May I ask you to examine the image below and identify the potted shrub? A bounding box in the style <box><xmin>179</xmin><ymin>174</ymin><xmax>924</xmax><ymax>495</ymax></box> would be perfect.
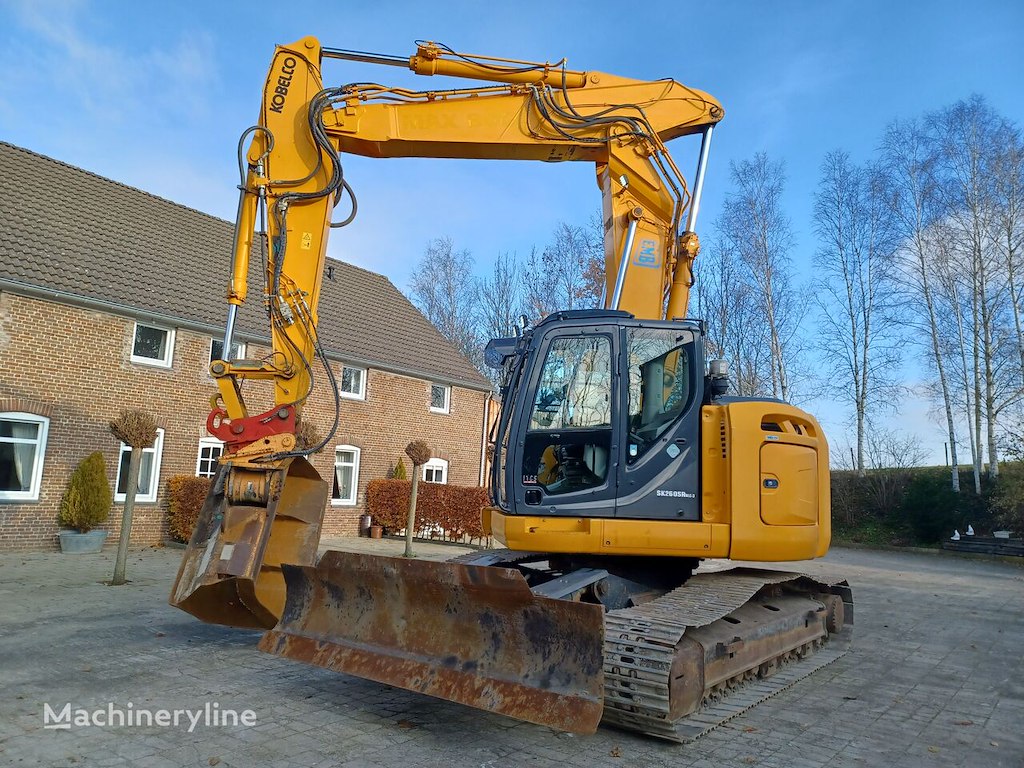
<box><xmin>58</xmin><ymin>452</ymin><xmax>112</xmax><ymax>553</ymax></box>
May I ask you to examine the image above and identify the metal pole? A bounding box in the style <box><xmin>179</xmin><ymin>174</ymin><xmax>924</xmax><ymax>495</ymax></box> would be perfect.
<box><xmin>684</xmin><ymin>124</ymin><xmax>714</xmax><ymax>233</ymax></box>
<box><xmin>222</xmin><ymin>305</ymin><xmax>238</xmax><ymax>357</ymax></box>
<box><xmin>609</xmin><ymin>218</ymin><xmax>639</xmax><ymax>310</ymax></box>
<box><xmin>322</xmin><ymin>47</ymin><xmax>409</xmax><ymax>68</ymax></box>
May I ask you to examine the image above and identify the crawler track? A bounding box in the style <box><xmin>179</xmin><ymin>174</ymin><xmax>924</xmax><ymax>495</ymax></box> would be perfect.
<box><xmin>601</xmin><ymin>569</ymin><xmax>853</xmax><ymax>742</ymax></box>
<box><xmin>453</xmin><ymin>550</ymin><xmax>853</xmax><ymax>742</ymax></box>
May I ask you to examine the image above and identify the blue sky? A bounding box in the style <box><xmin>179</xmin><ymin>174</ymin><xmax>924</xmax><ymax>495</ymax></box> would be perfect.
<box><xmin>2</xmin><ymin>0</ymin><xmax>1023</xmax><ymax>464</ymax></box>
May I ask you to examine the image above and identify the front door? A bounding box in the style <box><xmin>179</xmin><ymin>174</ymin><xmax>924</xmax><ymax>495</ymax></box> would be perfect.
<box><xmin>514</xmin><ymin>327</ymin><xmax>619</xmax><ymax>517</ymax></box>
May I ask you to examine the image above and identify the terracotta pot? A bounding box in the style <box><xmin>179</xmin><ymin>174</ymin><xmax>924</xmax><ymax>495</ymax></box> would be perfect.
<box><xmin>369</xmin><ymin>525</ymin><xmax>383</xmax><ymax>539</ymax></box>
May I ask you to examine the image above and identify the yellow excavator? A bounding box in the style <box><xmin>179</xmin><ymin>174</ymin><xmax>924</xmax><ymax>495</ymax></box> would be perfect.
<box><xmin>171</xmin><ymin>37</ymin><xmax>852</xmax><ymax>742</ymax></box>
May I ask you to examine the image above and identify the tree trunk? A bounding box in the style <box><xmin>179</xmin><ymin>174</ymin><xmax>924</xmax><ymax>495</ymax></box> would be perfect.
<box><xmin>918</xmin><ymin>240</ymin><xmax>960</xmax><ymax>491</ymax></box>
<box><xmin>985</xmin><ymin>371</ymin><xmax>1000</xmax><ymax>482</ymax></box>
<box><xmin>111</xmin><ymin>449</ymin><xmax>142</xmax><ymax>585</ymax></box>
<box><xmin>972</xmin><ymin>263</ymin><xmax>984</xmax><ymax>490</ymax></box>
<box><xmin>977</xmin><ymin>240</ymin><xmax>1000</xmax><ymax>481</ymax></box>
<box><xmin>1005</xmin><ymin>228</ymin><xmax>1024</xmax><ymax>389</ymax></box>
<box><xmin>856</xmin><ymin>406</ymin><xmax>866</xmax><ymax>478</ymax></box>
<box><xmin>404</xmin><ymin>470</ymin><xmax>421</xmax><ymax>558</ymax></box>
<box><xmin>952</xmin><ymin>281</ymin><xmax>980</xmax><ymax>494</ymax></box>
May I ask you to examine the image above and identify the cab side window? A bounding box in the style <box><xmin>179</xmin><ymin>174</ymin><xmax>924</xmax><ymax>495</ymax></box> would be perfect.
<box><xmin>626</xmin><ymin>328</ymin><xmax>692</xmax><ymax>462</ymax></box>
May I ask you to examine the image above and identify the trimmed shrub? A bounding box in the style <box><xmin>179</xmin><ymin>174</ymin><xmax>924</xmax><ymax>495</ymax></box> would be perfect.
<box><xmin>366</xmin><ymin>479</ymin><xmax>488</xmax><ymax>540</ymax></box>
<box><xmin>59</xmin><ymin>452</ymin><xmax>112</xmax><ymax>532</ymax></box>
<box><xmin>899</xmin><ymin>470</ymin><xmax>964</xmax><ymax>544</ymax></box>
<box><xmin>109</xmin><ymin>410</ymin><xmax>158</xmax><ymax>448</ymax></box>
<box><xmin>405</xmin><ymin>440</ymin><xmax>431</xmax><ymax>467</ymax></box>
<box><xmin>167</xmin><ymin>475</ymin><xmax>212</xmax><ymax>543</ymax></box>
<box><xmin>392</xmin><ymin>458</ymin><xmax>407</xmax><ymax>480</ymax></box>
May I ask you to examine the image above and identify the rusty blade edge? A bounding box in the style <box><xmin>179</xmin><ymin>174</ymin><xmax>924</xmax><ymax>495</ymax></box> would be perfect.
<box><xmin>257</xmin><ymin>629</ymin><xmax>604</xmax><ymax>734</ymax></box>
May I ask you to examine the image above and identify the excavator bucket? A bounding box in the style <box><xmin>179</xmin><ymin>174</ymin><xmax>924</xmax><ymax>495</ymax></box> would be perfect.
<box><xmin>258</xmin><ymin>550</ymin><xmax>607</xmax><ymax>733</ymax></box>
<box><xmin>170</xmin><ymin>458</ymin><xmax>328</xmax><ymax>629</ymax></box>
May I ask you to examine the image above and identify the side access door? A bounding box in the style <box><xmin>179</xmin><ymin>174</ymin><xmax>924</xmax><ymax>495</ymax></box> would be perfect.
<box><xmin>614</xmin><ymin>324</ymin><xmax>702</xmax><ymax>521</ymax></box>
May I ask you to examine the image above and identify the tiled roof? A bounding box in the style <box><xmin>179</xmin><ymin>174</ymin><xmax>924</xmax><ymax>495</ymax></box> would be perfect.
<box><xmin>0</xmin><ymin>141</ymin><xmax>490</xmax><ymax>390</ymax></box>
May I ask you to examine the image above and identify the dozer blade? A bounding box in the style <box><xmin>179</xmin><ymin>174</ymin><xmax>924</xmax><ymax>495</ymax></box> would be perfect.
<box><xmin>258</xmin><ymin>550</ymin><xmax>607</xmax><ymax>733</ymax></box>
<box><xmin>170</xmin><ymin>458</ymin><xmax>328</xmax><ymax>629</ymax></box>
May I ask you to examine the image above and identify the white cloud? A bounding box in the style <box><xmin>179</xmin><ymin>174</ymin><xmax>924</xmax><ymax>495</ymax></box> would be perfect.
<box><xmin>0</xmin><ymin>0</ymin><xmax>217</xmax><ymax>127</ymax></box>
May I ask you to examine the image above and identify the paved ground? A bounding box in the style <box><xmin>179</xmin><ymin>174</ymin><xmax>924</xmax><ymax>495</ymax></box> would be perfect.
<box><xmin>1</xmin><ymin>539</ymin><xmax>1022</xmax><ymax>768</ymax></box>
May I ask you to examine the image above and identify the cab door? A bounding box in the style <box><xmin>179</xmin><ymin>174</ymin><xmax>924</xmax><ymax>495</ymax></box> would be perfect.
<box><xmin>511</xmin><ymin>326</ymin><xmax>620</xmax><ymax>518</ymax></box>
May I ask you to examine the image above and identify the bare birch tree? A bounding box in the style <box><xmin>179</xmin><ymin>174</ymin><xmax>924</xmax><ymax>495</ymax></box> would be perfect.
<box><xmin>930</xmin><ymin>95</ymin><xmax>1020</xmax><ymax>480</ymax></box>
<box><xmin>883</xmin><ymin>117</ymin><xmax>961</xmax><ymax>490</ymax></box>
<box><xmin>812</xmin><ymin>150</ymin><xmax>902</xmax><ymax>475</ymax></box>
<box><xmin>525</xmin><ymin>219</ymin><xmax>604</xmax><ymax>321</ymax></box>
<box><xmin>478</xmin><ymin>251</ymin><xmax>526</xmax><ymax>341</ymax></box>
<box><xmin>717</xmin><ymin>153</ymin><xmax>803</xmax><ymax>401</ymax></box>
<box><xmin>695</xmin><ymin>239</ymin><xmax>772</xmax><ymax>396</ymax></box>
<box><xmin>991</xmin><ymin>132</ymin><xmax>1024</xmax><ymax>389</ymax></box>
<box><xmin>409</xmin><ymin>236</ymin><xmax>483</xmax><ymax>369</ymax></box>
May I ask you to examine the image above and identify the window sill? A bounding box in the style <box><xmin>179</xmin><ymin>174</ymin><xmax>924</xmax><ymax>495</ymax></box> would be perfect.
<box><xmin>129</xmin><ymin>356</ymin><xmax>173</xmax><ymax>369</ymax></box>
<box><xmin>429</xmin><ymin>408</ymin><xmax>450</xmax><ymax>415</ymax></box>
<box><xmin>0</xmin><ymin>495</ymin><xmax>41</xmax><ymax>503</ymax></box>
<box><xmin>330</xmin><ymin>499</ymin><xmax>358</xmax><ymax>507</ymax></box>
<box><xmin>114</xmin><ymin>497</ymin><xmax>158</xmax><ymax>504</ymax></box>
<box><xmin>339</xmin><ymin>392</ymin><xmax>366</xmax><ymax>401</ymax></box>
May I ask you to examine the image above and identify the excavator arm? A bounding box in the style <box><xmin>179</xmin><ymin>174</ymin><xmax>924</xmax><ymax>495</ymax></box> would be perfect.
<box><xmin>171</xmin><ymin>37</ymin><xmax>847</xmax><ymax>742</ymax></box>
<box><xmin>173</xmin><ymin>36</ymin><xmax>723</xmax><ymax>626</ymax></box>
<box><xmin>227</xmin><ymin>36</ymin><xmax>723</xmax><ymax>389</ymax></box>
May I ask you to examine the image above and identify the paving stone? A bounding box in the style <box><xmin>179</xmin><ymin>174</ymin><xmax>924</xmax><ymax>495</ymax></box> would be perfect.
<box><xmin>1</xmin><ymin>543</ymin><xmax>1022</xmax><ymax>767</ymax></box>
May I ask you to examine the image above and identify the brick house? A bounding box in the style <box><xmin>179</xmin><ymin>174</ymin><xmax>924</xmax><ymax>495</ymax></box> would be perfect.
<box><xmin>0</xmin><ymin>141</ymin><xmax>494</xmax><ymax>551</ymax></box>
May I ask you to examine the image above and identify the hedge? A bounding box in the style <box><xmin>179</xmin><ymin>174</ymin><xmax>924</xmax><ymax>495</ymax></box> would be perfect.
<box><xmin>830</xmin><ymin>464</ymin><xmax>1013</xmax><ymax>546</ymax></box>
<box><xmin>167</xmin><ymin>475</ymin><xmax>212</xmax><ymax>543</ymax></box>
<box><xmin>366</xmin><ymin>479</ymin><xmax>488</xmax><ymax>541</ymax></box>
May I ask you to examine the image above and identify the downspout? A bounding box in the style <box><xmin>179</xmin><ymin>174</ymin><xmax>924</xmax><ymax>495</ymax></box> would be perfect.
<box><xmin>478</xmin><ymin>392</ymin><xmax>491</xmax><ymax>486</ymax></box>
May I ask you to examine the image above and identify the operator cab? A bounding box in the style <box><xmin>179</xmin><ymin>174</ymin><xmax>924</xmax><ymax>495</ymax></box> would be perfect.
<box><xmin>488</xmin><ymin>311</ymin><xmax>713</xmax><ymax>523</ymax></box>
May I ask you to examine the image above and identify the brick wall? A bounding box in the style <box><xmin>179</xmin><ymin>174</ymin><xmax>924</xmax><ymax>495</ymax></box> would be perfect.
<box><xmin>0</xmin><ymin>291</ymin><xmax>489</xmax><ymax>550</ymax></box>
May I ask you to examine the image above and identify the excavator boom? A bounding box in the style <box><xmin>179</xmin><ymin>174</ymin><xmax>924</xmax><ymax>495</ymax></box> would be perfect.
<box><xmin>170</xmin><ymin>37</ymin><xmax>850</xmax><ymax>742</ymax></box>
<box><xmin>172</xmin><ymin>35</ymin><xmax>724</xmax><ymax>628</ymax></box>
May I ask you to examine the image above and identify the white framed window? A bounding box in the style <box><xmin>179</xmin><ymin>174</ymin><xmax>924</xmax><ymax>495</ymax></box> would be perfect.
<box><xmin>195</xmin><ymin>437</ymin><xmax>224</xmax><ymax>478</ymax></box>
<box><xmin>0</xmin><ymin>413</ymin><xmax>50</xmax><ymax>501</ymax></box>
<box><xmin>131</xmin><ymin>322</ymin><xmax>174</xmax><ymax>368</ymax></box>
<box><xmin>423</xmin><ymin>458</ymin><xmax>448</xmax><ymax>484</ymax></box>
<box><xmin>209</xmin><ymin>338</ymin><xmax>246</xmax><ymax>364</ymax></box>
<box><xmin>430</xmin><ymin>384</ymin><xmax>451</xmax><ymax>414</ymax></box>
<box><xmin>114</xmin><ymin>428</ymin><xmax>165</xmax><ymax>503</ymax></box>
<box><xmin>332</xmin><ymin>446</ymin><xmax>360</xmax><ymax>505</ymax></box>
<box><xmin>340</xmin><ymin>364</ymin><xmax>366</xmax><ymax>400</ymax></box>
